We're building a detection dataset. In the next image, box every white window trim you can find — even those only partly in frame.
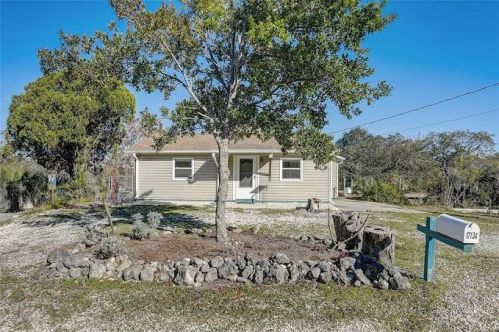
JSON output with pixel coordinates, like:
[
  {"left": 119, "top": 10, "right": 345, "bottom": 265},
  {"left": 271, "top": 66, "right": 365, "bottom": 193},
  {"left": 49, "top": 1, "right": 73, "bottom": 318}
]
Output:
[
  {"left": 172, "top": 157, "right": 195, "bottom": 181},
  {"left": 280, "top": 158, "right": 303, "bottom": 181}
]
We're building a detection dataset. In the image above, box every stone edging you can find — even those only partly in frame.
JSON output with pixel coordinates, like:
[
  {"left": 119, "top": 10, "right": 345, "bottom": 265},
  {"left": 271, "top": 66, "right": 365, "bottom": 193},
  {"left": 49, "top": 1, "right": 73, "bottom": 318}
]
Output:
[{"left": 45, "top": 247, "right": 411, "bottom": 290}]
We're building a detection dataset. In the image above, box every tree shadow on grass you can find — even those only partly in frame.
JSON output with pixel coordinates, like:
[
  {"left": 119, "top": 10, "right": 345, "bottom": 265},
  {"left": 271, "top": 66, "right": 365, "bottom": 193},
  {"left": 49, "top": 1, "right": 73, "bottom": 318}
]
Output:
[
  {"left": 21, "top": 211, "right": 99, "bottom": 228},
  {"left": 111, "top": 204, "right": 213, "bottom": 229}
]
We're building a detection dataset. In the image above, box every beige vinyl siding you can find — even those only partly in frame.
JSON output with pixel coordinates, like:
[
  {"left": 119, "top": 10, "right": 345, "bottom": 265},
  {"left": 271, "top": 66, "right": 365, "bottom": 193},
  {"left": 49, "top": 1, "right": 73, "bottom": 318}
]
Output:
[
  {"left": 137, "top": 153, "right": 338, "bottom": 202},
  {"left": 137, "top": 154, "right": 217, "bottom": 200},
  {"left": 257, "top": 154, "right": 335, "bottom": 202}
]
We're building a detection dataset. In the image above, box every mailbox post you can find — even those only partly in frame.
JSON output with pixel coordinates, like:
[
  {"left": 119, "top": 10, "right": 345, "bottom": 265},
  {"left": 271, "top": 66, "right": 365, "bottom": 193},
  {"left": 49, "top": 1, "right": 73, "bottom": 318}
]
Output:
[{"left": 417, "top": 215, "right": 479, "bottom": 282}]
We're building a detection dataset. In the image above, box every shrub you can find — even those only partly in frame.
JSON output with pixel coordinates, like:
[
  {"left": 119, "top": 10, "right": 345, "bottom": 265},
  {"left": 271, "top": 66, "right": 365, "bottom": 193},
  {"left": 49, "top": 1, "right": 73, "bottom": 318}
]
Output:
[
  {"left": 146, "top": 211, "right": 163, "bottom": 229},
  {"left": 96, "top": 236, "right": 123, "bottom": 259},
  {"left": 131, "top": 213, "right": 144, "bottom": 224},
  {"left": 131, "top": 213, "right": 152, "bottom": 240},
  {"left": 132, "top": 220, "right": 152, "bottom": 240},
  {"left": 361, "top": 181, "right": 407, "bottom": 205},
  {"left": 5, "top": 168, "right": 48, "bottom": 212}
]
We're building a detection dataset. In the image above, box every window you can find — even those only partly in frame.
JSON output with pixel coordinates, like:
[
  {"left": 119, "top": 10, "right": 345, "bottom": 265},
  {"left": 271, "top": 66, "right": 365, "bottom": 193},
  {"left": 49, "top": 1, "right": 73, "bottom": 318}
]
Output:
[
  {"left": 280, "top": 158, "right": 302, "bottom": 181},
  {"left": 173, "top": 158, "right": 194, "bottom": 180}
]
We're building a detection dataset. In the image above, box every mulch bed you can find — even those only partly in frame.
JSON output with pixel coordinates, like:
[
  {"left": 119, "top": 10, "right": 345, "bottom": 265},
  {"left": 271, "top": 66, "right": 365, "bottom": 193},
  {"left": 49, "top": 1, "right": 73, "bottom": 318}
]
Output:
[{"left": 124, "top": 232, "right": 339, "bottom": 262}]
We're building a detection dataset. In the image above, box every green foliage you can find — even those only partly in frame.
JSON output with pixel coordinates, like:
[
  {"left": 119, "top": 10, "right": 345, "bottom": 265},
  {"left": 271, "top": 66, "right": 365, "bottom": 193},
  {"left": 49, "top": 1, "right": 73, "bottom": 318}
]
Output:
[
  {"left": 96, "top": 236, "right": 123, "bottom": 259},
  {"left": 132, "top": 219, "right": 152, "bottom": 240},
  {"left": 146, "top": 211, "right": 162, "bottom": 229},
  {"left": 361, "top": 180, "right": 407, "bottom": 205},
  {"left": 5, "top": 167, "right": 48, "bottom": 212},
  {"left": 7, "top": 68, "right": 135, "bottom": 178},
  {"left": 0, "top": 160, "right": 27, "bottom": 189},
  {"left": 41, "top": 0, "right": 394, "bottom": 168},
  {"left": 339, "top": 128, "right": 498, "bottom": 208}
]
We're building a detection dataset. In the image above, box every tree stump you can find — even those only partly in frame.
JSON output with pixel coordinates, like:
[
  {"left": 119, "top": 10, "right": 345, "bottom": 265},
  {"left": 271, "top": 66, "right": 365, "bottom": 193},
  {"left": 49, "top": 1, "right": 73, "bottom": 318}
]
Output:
[
  {"left": 362, "top": 226, "right": 395, "bottom": 265},
  {"left": 306, "top": 198, "right": 321, "bottom": 213},
  {"left": 332, "top": 212, "right": 364, "bottom": 250}
]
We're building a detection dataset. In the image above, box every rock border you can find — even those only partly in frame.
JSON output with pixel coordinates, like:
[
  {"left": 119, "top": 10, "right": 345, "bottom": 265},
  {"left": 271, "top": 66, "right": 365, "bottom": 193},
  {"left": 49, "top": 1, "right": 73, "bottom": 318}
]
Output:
[{"left": 45, "top": 227, "right": 411, "bottom": 290}]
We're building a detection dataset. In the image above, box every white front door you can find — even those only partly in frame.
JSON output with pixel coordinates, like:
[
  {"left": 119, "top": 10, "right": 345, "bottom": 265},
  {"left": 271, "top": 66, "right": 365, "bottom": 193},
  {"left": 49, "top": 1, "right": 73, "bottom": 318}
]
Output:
[{"left": 235, "top": 156, "right": 258, "bottom": 200}]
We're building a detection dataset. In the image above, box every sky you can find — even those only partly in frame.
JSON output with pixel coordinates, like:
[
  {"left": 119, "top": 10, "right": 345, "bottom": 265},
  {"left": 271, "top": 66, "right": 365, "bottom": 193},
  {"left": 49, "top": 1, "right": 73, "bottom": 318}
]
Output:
[{"left": 1, "top": 0, "right": 498, "bottom": 148}]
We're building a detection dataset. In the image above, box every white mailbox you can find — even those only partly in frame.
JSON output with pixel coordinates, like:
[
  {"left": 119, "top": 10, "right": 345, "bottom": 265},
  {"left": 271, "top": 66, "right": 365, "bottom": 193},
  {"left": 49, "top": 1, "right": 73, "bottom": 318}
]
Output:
[{"left": 437, "top": 214, "right": 480, "bottom": 244}]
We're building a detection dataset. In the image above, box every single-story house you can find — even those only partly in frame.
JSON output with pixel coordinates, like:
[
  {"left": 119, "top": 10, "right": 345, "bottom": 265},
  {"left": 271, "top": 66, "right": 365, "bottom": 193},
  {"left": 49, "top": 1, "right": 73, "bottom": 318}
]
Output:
[{"left": 129, "top": 134, "right": 342, "bottom": 203}]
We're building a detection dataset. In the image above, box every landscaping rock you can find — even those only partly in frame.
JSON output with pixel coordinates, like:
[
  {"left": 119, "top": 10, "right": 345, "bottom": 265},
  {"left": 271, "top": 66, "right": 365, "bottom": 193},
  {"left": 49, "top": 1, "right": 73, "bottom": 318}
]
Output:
[
  {"left": 274, "top": 264, "right": 288, "bottom": 284},
  {"left": 123, "top": 265, "right": 142, "bottom": 281},
  {"left": 317, "top": 261, "right": 330, "bottom": 272},
  {"left": 288, "top": 264, "right": 300, "bottom": 283},
  {"left": 204, "top": 268, "right": 218, "bottom": 282},
  {"left": 158, "top": 272, "right": 170, "bottom": 282},
  {"left": 81, "top": 267, "right": 90, "bottom": 278},
  {"left": 183, "top": 266, "right": 199, "bottom": 285},
  {"left": 140, "top": 267, "right": 155, "bottom": 282},
  {"left": 375, "top": 279, "right": 389, "bottom": 290},
  {"left": 210, "top": 256, "right": 224, "bottom": 268},
  {"left": 235, "top": 256, "right": 246, "bottom": 269},
  {"left": 54, "top": 262, "right": 68, "bottom": 273},
  {"left": 69, "top": 267, "right": 82, "bottom": 278},
  {"left": 319, "top": 271, "right": 332, "bottom": 284},
  {"left": 200, "top": 263, "right": 210, "bottom": 273},
  {"left": 338, "top": 271, "right": 352, "bottom": 285},
  {"left": 47, "top": 269, "right": 62, "bottom": 279},
  {"left": 47, "top": 248, "right": 70, "bottom": 264},
  {"left": 389, "top": 272, "right": 411, "bottom": 290},
  {"left": 308, "top": 267, "right": 321, "bottom": 280},
  {"left": 62, "top": 255, "right": 89, "bottom": 269},
  {"left": 218, "top": 259, "right": 238, "bottom": 279},
  {"left": 89, "top": 263, "right": 106, "bottom": 279},
  {"left": 116, "top": 260, "right": 133, "bottom": 274},
  {"left": 274, "top": 253, "right": 290, "bottom": 264},
  {"left": 298, "top": 262, "right": 309, "bottom": 277},
  {"left": 253, "top": 270, "right": 264, "bottom": 284},
  {"left": 192, "top": 257, "right": 204, "bottom": 267},
  {"left": 339, "top": 256, "right": 356, "bottom": 271},
  {"left": 241, "top": 265, "right": 254, "bottom": 279},
  {"left": 354, "top": 269, "right": 372, "bottom": 286},
  {"left": 236, "top": 277, "right": 249, "bottom": 284},
  {"left": 194, "top": 271, "right": 204, "bottom": 283}
]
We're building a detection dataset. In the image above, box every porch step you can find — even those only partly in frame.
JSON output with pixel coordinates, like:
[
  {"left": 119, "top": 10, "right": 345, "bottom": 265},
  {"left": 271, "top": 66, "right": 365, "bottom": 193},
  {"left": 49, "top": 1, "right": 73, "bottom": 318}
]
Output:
[{"left": 236, "top": 199, "right": 255, "bottom": 204}]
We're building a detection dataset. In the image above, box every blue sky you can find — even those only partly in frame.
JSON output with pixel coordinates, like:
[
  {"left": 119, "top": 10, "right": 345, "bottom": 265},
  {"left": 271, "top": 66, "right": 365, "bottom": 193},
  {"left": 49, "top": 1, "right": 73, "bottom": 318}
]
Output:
[{"left": 1, "top": 0, "right": 498, "bottom": 147}]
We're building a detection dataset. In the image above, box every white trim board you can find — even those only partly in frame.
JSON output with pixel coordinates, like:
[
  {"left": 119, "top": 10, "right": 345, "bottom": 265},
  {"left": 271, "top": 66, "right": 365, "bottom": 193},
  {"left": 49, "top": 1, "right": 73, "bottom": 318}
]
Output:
[
  {"left": 172, "top": 157, "right": 195, "bottom": 181},
  {"left": 279, "top": 158, "right": 303, "bottom": 181}
]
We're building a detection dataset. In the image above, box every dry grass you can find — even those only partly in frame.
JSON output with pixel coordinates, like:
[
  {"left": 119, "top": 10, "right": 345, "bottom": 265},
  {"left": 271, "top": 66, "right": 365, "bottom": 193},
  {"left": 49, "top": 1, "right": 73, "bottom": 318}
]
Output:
[{"left": 0, "top": 205, "right": 497, "bottom": 331}]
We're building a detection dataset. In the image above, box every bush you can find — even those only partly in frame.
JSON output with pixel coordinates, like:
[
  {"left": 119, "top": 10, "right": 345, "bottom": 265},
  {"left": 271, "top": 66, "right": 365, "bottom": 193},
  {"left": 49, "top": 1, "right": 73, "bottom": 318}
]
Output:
[
  {"left": 131, "top": 213, "right": 152, "bottom": 240},
  {"left": 96, "top": 236, "right": 123, "bottom": 259},
  {"left": 361, "top": 181, "right": 407, "bottom": 205},
  {"left": 146, "top": 211, "right": 162, "bottom": 229},
  {"left": 0, "top": 163, "right": 47, "bottom": 212},
  {"left": 132, "top": 220, "right": 152, "bottom": 240},
  {"left": 131, "top": 213, "right": 144, "bottom": 224}
]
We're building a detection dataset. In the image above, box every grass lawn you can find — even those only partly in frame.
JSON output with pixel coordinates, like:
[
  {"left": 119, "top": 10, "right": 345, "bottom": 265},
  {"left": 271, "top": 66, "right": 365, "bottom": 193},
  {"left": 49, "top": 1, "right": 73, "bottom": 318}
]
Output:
[{"left": 0, "top": 206, "right": 497, "bottom": 331}]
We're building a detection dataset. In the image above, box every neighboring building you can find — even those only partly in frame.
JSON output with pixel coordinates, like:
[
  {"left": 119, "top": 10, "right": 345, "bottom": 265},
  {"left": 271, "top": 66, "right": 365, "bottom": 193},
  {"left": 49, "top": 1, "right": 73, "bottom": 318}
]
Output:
[{"left": 129, "top": 134, "right": 341, "bottom": 203}]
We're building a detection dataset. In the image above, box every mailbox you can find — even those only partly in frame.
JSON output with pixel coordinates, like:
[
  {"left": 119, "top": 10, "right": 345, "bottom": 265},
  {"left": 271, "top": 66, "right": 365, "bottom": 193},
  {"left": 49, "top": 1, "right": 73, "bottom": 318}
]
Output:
[{"left": 436, "top": 214, "right": 480, "bottom": 244}]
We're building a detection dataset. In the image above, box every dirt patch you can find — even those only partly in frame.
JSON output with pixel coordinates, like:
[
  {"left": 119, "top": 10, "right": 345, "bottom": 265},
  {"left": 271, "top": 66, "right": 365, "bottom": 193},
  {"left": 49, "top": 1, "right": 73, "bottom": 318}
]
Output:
[{"left": 124, "top": 232, "right": 339, "bottom": 262}]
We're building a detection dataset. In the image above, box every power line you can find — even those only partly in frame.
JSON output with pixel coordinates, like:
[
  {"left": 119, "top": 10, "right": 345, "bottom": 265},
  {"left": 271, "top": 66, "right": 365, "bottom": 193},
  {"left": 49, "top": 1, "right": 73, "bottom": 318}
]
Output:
[
  {"left": 378, "top": 108, "right": 499, "bottom": 136},
  {"left": 330, "top": 82, "right": 499, "bottom": 134}
]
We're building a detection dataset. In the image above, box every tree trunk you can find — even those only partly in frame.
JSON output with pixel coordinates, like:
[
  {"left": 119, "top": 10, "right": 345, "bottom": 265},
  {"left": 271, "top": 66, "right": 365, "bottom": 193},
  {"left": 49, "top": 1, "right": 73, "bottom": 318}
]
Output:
[
  {"left": 332, "top": 212, "right": 364, "bottom": 250},
  {"left": 362, "top": 226, "right": 395, "bottom": 265},
  {"left": 103, "top": 196, "right": 114, "bottom": 235},
  {"left": 214, "top": 136, "right": 231, "bottom": 250}
]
